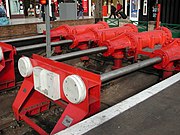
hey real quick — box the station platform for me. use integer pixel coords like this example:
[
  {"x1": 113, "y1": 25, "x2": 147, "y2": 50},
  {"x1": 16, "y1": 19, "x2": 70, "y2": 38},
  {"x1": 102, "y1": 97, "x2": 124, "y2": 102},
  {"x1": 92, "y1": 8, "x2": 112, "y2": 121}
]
[
  {"x1": 57, "y1": 73, "x2": 180, "y2": 135},
  {"x1": 85, "y1": 81, "x2": 180, "y2": 135}
]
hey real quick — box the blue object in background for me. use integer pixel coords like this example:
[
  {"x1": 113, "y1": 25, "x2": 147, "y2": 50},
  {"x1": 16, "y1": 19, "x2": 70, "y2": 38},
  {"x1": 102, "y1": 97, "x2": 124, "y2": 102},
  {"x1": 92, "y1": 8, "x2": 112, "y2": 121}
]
[
  {"x1": 0, "y1": 5, "x2": 9, "y2": 26},
  {"x1": 0, "y1": 17, "x2": 9, "y2": 26}
]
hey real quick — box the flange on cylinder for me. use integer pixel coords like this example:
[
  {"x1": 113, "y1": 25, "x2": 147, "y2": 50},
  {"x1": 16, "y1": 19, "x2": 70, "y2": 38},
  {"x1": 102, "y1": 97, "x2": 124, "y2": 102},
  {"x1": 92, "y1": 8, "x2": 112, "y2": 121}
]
[
  {"x1": 151, "y1": 38, "x2": 180, "y2": 79},
  {"x1": 155, "y1": 26, "x2": 172, "y2": 45}
]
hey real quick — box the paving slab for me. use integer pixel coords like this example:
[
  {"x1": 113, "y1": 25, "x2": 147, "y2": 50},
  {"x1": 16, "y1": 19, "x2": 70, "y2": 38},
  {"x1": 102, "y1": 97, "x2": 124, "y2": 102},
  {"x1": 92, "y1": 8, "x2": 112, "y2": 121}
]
[{"x1": 85, "y1": 81, "x2": 180, "y2": 135}]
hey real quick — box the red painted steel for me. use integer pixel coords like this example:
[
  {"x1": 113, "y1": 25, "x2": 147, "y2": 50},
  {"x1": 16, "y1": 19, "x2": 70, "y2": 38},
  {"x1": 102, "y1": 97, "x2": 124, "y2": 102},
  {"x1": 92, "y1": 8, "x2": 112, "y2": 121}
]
[
  {"x1": 102, "y1": 27, "x2": 172, "y2": 69},
  {"x1": 12, "y1": 54, "x2": 101, "y2": 134},
  {"x1": 103, "y1": 27, "x2": 172, "y2": 56},
  {"x1": 151, "y1": 38, "x2": 180, "y2": 79},
  {"x1": 102, "y1": 6, "x2": 108, "y2": 16},
  {"x1": 48, "y1": 21, "x2": 109, "y2": 53},
  {"x1": 12, "y1": 38, "x2": 180, "y2": 134},
  {"x1": 112, "y1": 51, "x2": 124, "y2": 70},
  {"x1": 0, "y1": 42, "x2": 16, "y2": 90},
  {"x1": 67, "y1": 23, "x2": 137, "y2": 61},
  {"x1": 156, "y1": 4, "x2": 161, "y2": 29},
  {"x1": 68, "y1": 24, "x2": 138, "y2": 49},
  {"x1": 49, "y1": 21, "x2": 109, "y2": 39}
]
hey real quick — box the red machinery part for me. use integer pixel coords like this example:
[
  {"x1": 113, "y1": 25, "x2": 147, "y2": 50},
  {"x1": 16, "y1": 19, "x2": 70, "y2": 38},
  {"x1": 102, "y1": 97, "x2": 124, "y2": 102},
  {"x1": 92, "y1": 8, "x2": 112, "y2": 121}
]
[
  {"x1": 48, "y1": 21, "x2": 109, "y2": 40},
  {"x1": 68, "y1": 23, "x2": 138, "y2": 49},
  {"x1": 103, "y1": 27, "x2": 172, "y2": 56},
  {"x1": 151, "y1": 38, "x2": 180, "y2": 79},
  {"x1": 0, "y1": 42, "x2": 16, "y2": 90},
  {"x1": 48, "y1": 21, "x2": 109, "y2": 53},
  {"x1": 102, "y1": 27, "x2": 172, "y2": 69},
  {"x1": 12, "y1": 54, "x2": 101, "y2": 135},
  {"x1": 109, "y1": 51, "x2": 124, "y2": 70},
  {"x1": 67, "y1": 23, "x2": 137, "y2": 61}
]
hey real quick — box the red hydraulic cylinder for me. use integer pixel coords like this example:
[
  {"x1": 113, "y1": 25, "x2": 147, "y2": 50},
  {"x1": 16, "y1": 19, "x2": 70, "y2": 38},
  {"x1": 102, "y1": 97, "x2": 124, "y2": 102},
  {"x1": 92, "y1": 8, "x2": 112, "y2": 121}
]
[
  {"x1": 67, "y1": 24, "x2": 137, "y2": 61},
  {"x1": 151, "y1": 38, "x2": 180, "y2": 79},
  {"x1": 68, "y1": 24, "x2": 138, "y2": 49},
  {"x1": 102, "y1": 27, "x2": 172, "y2": 69},
  {"x1": 103, "y1": 27, "x2": 172, "y2": 56},
  {"x1": 47, "y1": 21, "x2": 109, "y2": 53},
  {"x1": 0, "y1": 42, "x2": 16, "y2": 90},
  {"x1": 49, "y1": 21, "x2": 109, "y2": 40}
]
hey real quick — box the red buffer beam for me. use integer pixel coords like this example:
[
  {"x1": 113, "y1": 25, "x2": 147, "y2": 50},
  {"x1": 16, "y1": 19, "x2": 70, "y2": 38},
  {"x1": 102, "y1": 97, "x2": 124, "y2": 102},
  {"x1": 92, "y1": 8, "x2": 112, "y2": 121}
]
[{"x1": 13, "y1": 54, "x2": 101, "y2": 135}]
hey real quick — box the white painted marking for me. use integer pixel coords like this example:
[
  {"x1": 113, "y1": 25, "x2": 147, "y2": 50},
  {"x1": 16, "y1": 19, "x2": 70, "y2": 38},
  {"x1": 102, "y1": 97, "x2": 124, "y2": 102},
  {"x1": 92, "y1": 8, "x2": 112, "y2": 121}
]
[{"x1": 56, "y1": 73, "x2": 180, "y2": 135}]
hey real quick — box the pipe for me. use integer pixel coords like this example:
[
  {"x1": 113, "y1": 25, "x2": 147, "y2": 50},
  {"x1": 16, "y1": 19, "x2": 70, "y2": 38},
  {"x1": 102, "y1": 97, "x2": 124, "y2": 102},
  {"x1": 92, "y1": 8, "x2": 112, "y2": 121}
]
[
  {"x1": 156, "y1": 4, "x2": 161, "y2": 29},
  {"x1": 50, "y1": 46, "x2": 108, "y2": 61},
  {"x1": 16, "y1": 40, "x2": 73, "y2": 52},
  {"x1": 1, "y1": 35, "x2": 46, "y2": 43},
  {"x1": 101, "y1": 57, "x2": 162, "y2": 83}
]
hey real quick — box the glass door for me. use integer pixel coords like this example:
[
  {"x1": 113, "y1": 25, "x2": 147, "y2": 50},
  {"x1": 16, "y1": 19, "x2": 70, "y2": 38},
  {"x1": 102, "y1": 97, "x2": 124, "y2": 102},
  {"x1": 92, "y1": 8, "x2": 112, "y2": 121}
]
[{"x1": 130, "y1": 0, "x2": 140, "y2": 21}]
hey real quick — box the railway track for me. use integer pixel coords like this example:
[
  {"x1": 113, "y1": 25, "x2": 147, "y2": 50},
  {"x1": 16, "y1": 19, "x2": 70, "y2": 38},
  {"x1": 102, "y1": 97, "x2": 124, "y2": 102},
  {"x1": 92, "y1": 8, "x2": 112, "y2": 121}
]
[{"x1": 0, "y1": 35, "x2": 160, "y2": 134}]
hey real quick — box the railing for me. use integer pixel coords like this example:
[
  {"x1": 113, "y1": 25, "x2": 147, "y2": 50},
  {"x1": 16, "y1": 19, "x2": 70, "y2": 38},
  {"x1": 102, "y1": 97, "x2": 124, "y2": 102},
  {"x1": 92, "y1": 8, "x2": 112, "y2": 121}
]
[
  {"x1": 104, "y1": 18, "x2": 119, "y2": 27},
  {"x1": 103, "y1": 18, "x2": 180, "y2": 38},
  {"x1": 104, "y1": 18, "x2": 148, "y2": 32},
  {"x1": 130, "y1": 21, "x2": 148, "y2": 32}
]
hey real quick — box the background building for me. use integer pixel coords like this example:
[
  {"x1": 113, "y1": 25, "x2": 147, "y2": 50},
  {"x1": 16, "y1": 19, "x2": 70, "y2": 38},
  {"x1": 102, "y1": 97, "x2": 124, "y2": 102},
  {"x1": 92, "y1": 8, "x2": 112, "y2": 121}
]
[{"x1": 0, "y1": 0, "x2": 179, "y2": 24}]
